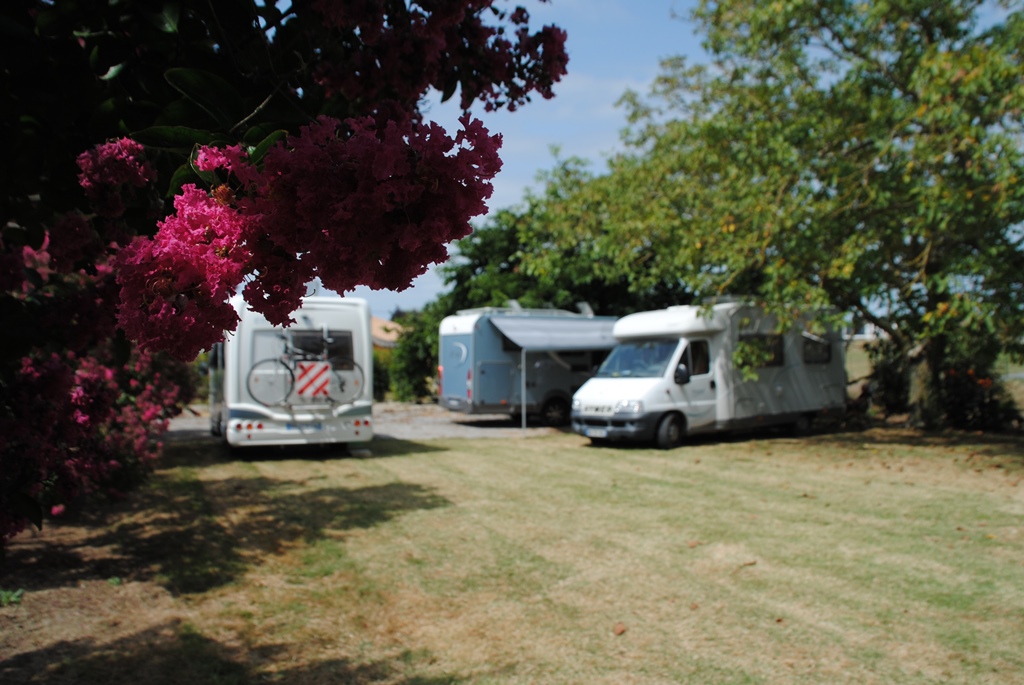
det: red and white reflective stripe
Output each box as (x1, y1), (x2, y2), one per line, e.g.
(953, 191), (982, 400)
(296, 361), (332, 397)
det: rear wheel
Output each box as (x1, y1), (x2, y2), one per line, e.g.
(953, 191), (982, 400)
(655, 413), (685, 450)
(540, 397), (570, 427)
(791, 414), (813, 436)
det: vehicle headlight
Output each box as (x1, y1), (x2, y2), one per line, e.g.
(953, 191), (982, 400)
(615, 399), (644, 414)
(571, 398), (581, 411)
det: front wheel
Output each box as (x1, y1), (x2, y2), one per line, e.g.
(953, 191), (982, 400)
(655, 413), (685, 450)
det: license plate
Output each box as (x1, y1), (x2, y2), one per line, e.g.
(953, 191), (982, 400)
(286, 422), (323, 431)
(585, 428), (608, 438)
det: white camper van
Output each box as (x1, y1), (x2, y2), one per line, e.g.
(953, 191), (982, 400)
(209, 294), (374, 448)
(570, 302), (846, 448)
(438, 307), (617, 426)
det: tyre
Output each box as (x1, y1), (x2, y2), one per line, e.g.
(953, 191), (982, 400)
(210, 410), (223, 437)
(655, 413), (685, 450)
(540, 397), (570, 427)
(791, 414), (813, 436)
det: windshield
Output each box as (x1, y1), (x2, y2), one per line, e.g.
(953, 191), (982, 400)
(596, 339), (681, 378)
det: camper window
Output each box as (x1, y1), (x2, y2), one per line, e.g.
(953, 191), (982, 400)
(253, 330), (355, 368)
(292, 330), (354, 361)
(802, 335), (832, 364)
(688, 340), (710, 375)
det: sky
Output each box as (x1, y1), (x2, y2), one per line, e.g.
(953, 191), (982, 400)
(348, 0), (709, 319)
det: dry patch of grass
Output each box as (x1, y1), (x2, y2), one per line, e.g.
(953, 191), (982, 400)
(3, 427), (1024, 684)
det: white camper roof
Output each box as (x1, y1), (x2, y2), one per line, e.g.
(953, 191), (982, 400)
(613, 303), (739, 340)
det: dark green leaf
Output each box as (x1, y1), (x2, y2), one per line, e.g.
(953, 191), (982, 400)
(147, 4), (181, 33)
(25, 268), (44, 290)
(165, 162), (204, 198)
(112, 329), (133, 367)
(164, 68), (244, 130)
(27, 223), (46, 250)
(132, 125), (218, 150)
(246, 129), (288, 166)
(441, 73), (460, 103)
(100, 63), (127, 81)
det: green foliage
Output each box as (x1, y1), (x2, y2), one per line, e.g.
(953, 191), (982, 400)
(372, 349), (392, 402)
(0, 587), (25, 607)
(386, 190), (696, 399)
(941, 363), (1020, 431)
(521, 0), (1024, 429)
(191, 352), (210, 403)
(867, 338), (911, 416)
(390, 303), (448, 402)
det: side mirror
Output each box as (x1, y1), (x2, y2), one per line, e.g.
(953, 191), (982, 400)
(674, 363), (691, 385)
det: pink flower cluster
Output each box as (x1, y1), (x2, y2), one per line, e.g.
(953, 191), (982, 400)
(0, 343), (192, 545)
(310, 0), (568, 113)
(76, 138), (156, 219)
(116, 185), (251, 361)
(116, 114), (502, 359)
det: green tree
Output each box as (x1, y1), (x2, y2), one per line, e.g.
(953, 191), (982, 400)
(529, 0), (1024, 428)
(389, 179), (694, 399)
(390, 301), (449, 401)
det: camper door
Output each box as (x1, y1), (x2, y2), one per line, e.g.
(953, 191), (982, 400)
(671, 338), (716, 431)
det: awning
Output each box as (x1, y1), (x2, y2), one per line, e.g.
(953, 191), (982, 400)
(490, 316), (618, 351)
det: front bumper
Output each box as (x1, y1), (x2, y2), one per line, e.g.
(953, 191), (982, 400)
(570, 411), (661, 442)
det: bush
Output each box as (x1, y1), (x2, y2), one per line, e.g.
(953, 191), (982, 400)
(866, 338), (910, 415)
(373, 349), (392, 402)
(941, 363), (1021, 432)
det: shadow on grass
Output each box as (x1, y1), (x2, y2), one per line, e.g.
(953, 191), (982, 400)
(214, 437), (451, 462)
(0, 621), (467, 685)
(813, 423), (1024, 461)
(578, 418), (1024, 465)
(2, 438), (452, 596)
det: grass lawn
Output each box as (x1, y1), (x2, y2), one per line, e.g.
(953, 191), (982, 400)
(3, 425), (1024, 685)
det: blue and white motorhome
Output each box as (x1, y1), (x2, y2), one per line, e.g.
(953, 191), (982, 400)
(438, 307), (618, 426)
(209, 294), (374, 448)
(571, 301), (847, 448)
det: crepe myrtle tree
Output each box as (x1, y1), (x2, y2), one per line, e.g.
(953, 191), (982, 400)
(0, 0), (568, 550)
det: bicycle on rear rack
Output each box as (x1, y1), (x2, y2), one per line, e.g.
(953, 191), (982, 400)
(246, 329), (365, 408)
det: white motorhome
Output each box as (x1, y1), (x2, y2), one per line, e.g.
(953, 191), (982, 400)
(438, 307), (617, 426)
(209, 294), (374, 448)
(570, 301), (847, 448)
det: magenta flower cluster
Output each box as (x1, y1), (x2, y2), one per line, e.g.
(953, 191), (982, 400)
(0, 336), (193, 545)
(1, 0), (569, 551)
(76, 139), (157, 219)
(115, 113), (503, 360)
(1, 141), (193, 546)
(310, 0), (568, 113)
